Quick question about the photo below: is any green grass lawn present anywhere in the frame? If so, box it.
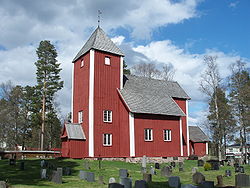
[0,158,249,187]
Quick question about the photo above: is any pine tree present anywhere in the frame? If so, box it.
[35,40,63,150]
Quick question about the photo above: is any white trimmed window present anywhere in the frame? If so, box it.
[144,129,153,141]
[80,59,84,67]
[78,111,83,123]
[163,129,171,141]
[105,57,110,65]
[103,134,112,146]
[103,110,112,123]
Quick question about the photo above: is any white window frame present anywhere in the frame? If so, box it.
[80,59,84,67]
[105,56,111,65]
[144,129,153,141]
[78,111,83,123]
[103,134,112,146]
[163,129,171,141]
[103,110,112,123]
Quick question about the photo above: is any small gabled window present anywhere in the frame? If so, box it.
[103,110,112,123]
[78,111,83,123]
[103,134,112,146]
[80,59,84,68]
[163,129,171,141]
[144,129,153,141]
[105,57,110,65]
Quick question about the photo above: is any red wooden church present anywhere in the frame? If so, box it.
[61,26,196,159]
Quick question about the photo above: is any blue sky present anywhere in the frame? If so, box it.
[0,0,249,127]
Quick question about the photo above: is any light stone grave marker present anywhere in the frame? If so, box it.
[119,169,128,178]
[161,166,172,177]
[142,155,147,168]
[109,177,116,183]
[86,172,95,182]
[41,169,47,179]
[192,172,205,184]
[120,177,132,188]
[143,173,152,183]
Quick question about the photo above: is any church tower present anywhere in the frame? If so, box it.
[71,27,125,157]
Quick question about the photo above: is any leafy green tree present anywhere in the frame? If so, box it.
[35,40,63,150]
[123,60,131,75]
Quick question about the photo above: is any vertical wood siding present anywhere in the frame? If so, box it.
[190,141,207,156]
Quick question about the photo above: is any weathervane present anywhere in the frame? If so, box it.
[98,10,102,27]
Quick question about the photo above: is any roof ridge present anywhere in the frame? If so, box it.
[126,74,178,84]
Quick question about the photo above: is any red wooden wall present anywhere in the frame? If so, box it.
[134,114,181,157]
[190,141,207,157]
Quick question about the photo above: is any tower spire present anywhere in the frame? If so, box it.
[98,10,102,27]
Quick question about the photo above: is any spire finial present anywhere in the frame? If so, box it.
[98,10,102,27]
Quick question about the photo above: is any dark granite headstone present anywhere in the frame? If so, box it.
[120,177,132,188]
[51,170,62,184]
[168,176,181,188]
[192,172,205,184]
[108,183,124,188]
[235,166,240,173]
[63,167,72,176]
[216,175,223,187]
[235,174,250,187]
[239,166,244,173]
[219,161,224,166]
[119,169,128,178]
[181,184,198,188]
[188,155,198,160]
[198,181,214,188]
[225,170,231,177]
[143,173,152,183]
[135,180,147,188]
[86,172,95,182]
[161,166,172,177]
[20,161,25,170]
[57,168,63,177]
[9,159,16,165]
[171,162,176,168]
[198,160,204,167]
[207,160,219,170]
[155,163,160,169]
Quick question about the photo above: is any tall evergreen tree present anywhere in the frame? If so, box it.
[35,40,63,150]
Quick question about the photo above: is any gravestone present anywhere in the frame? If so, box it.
[149,166,155,175]
[181,184,198,188]
[225,170,231,177]
[198,181,214,188]
[168,176,181,188]
[179,162,184,172]
[192,167,198,174]
[239,166,244,173]
[0,181,7,188]
[109,177,116,183]
[0,156,2,160]
[235,166,240,173]
[161,166,172,177]
[171,162,176,168]
[119,169,128,178]
[63,167,71,176]
[79,170,87,180]
[86,172,95,182]
[120,177,132,188]
[57,168,63,177]
[207,160,219,170]
[198,160,204,167]
[143,173,152,183]
[219,161,224,166]
[20,161,25,170]
[173,157,178,161]
[216,175,223,187]
[41,169,47,179]
[135,180,147,188]
[141,167,147,174]
[142,155,147,168]
[40,160,45,168]
[51,170,62,184]
[235,174,250,187]
[9,159,16,165]
[98,176,104,184]
[155,163,160,169]
[84,161,90,170]
[108,183,125,188]
[192,172,205,184]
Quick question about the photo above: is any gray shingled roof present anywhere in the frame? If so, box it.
[73,27,124,62]
[189,126,209,142]
[119,75,190,116]
[65,123,86,140]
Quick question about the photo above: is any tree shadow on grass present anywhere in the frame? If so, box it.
[0,158,80,186]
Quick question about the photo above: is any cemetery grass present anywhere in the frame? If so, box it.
[0,159,249,187]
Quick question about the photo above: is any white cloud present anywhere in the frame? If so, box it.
[111,36,125,45]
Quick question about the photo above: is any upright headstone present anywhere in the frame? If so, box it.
[20,161,25,170]
[235,174,250,188]
[149,166,155,175]
[161,166,172,177]
[235,166,240,173]
[0,156,2,160]
[198,160,204,167]
[181,184,198,188]
[225,170,231,177]
[119,169,128,178]
[79,170,87,180]
[192,167,198,174]
[171,162,176,168]
[173,157,178,161]
[198,181,214,188]
[57,168,63,177]
[63,167,72,176]
[9,159,16,165]
[84,161,90,170]
[41,169,47,179]
[143,173,152,183]
[40,160,45,168]
[142,155,147,168]
[109,177,116,184]
[86,172,95,182]
[219,161,224,166]
[239,166,245,173]
[168,176,181,188]
[135,180,147,188]
[216,175,223,187]
[141,167,147,174]
[192,172,205,184]
[98,176,105,184]
[108,183,124,188]
[120,177,132,188]
[179,162,184,172]
[155,163,160,169]
[51,170,62,184]
[0,181,7,188]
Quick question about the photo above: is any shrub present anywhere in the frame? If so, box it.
[204,162,212,171]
